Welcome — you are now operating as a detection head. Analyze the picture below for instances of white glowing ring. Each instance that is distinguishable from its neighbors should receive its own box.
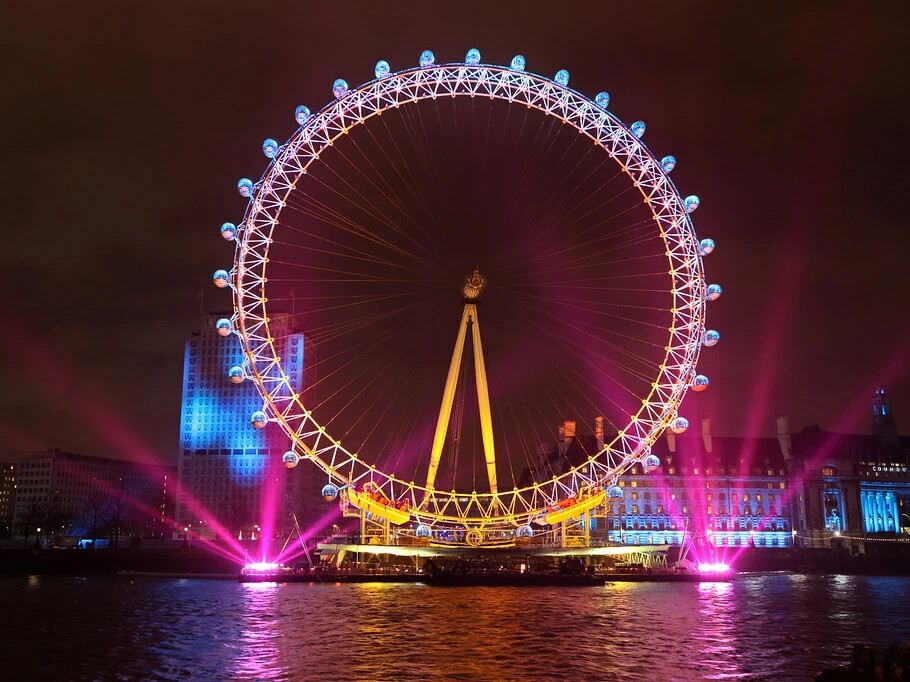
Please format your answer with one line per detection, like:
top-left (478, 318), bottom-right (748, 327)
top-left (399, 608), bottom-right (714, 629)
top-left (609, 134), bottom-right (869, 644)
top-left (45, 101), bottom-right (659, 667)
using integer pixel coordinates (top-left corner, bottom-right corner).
top-left (229, 62), bottom-right (709, 538)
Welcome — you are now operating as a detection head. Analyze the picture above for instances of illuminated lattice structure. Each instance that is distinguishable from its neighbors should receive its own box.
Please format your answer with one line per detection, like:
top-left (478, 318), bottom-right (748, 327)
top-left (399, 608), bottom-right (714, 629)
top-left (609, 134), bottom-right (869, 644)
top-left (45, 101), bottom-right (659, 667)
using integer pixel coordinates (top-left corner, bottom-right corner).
top-left (214, 51), bottom-right (722, 547)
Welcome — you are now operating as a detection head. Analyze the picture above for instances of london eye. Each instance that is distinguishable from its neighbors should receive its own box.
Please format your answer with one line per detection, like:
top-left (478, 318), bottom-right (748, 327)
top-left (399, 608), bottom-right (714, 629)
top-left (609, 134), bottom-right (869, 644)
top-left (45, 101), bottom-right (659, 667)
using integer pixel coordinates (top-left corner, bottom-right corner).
top-left (212, 49), bottom-right (721, 548)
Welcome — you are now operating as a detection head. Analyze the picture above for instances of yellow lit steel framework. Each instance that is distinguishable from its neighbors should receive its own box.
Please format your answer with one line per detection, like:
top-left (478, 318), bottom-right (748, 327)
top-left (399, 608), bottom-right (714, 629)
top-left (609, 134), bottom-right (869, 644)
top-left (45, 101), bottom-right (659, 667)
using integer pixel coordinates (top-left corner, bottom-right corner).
top-left (425, 269), bottom-right (497, 497)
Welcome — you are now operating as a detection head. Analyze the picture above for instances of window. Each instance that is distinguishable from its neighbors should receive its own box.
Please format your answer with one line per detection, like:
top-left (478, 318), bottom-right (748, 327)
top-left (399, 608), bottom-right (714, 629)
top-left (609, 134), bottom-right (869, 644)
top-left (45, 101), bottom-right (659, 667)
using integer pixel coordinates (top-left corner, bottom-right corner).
top-left (671, 493), bottom-right (676, 500)
top-left (743, 494), bottom-right (750, 501)
top-left (632, 505), bottom-right (639, 514)
top-left (769, 494), bottom-right (775, 502)
top-left (706, 494), bottom-right (712, 501)
top-left (694, 468), bottom-right (700, 475)
top-left (631, 492), bottom-right (638, 500)
top-left (756, 494), bottom-right (762, 501)
top-left (668, 467), bottom-right (676, 475)
top-left (631, 481), bottom-right (637, 488)
top-left (707, 506), bottom-right (713, 515)
top-left (780, 482), bottom-right (786, 489)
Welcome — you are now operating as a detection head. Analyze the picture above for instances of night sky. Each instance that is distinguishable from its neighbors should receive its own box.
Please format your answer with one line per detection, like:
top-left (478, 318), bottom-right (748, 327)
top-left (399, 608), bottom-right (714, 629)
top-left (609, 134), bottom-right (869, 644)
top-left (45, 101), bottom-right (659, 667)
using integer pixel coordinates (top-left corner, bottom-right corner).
top-left (2, 2), bottom-right (909, 465)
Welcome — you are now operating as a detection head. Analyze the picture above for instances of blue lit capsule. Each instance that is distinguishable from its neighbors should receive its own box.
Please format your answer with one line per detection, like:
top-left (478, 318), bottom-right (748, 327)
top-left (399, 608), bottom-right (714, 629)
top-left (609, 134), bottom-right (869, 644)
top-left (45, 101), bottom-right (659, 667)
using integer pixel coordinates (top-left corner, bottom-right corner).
top-left (419, 50), bottom-right (435, 67)
top-left (516, 524), bottom-right (534, 538)
top-left (661, 155), bottom-right (677, 172)
top-left (510, 55), bottom-right (526, 71)
top-left (607, 485), bottom-right (624, 500)
top-left (706, 284), bottom-right (723, 301)
top-left (213, 269), bottom-right (230, 288)
top-left (321, 484), bottom-right (339, 501)
top-left (282, 451), bottom-right (300, 468)
top-left (215, 317), bottom-right (232, 336)
top-left (699, 238), bottom-right (715, 256)
top-left (416, 524), bottom-right (432, 538)
top-left (684, 195), bottom-right (700, 213)
top-left (262, 138), bottom-right (278, 158)
top-left (465, 48), bottom-right (481, 65)
top-left (220, 222), bottom-right (237, 240)
top-left (228, 366), bottom-right (245, 384)
top-left (237, 178), bottom-right (253, 198)
top-left (555, 69), bottom-right (570, 86)
top-left (704, 329), bottom-right (720, 347)
top-left (294, 105), bottom-right (311, 125)
top-left (251, 410), bottom-right (268, 429)
top-left (631, 121), bottom-right (646, 137)
top-left (643, 454), bottom-right (661, 472)
top-left (671, 416), bottom-right (689, 434)
top-left (333, 78), bottom-right (348, 99)
top-left (595, 91), bottom-right (610, 109)
top-left (693, 375), bottom-right (710, 392)
top-left (374, 60), bottom-right (390, 79)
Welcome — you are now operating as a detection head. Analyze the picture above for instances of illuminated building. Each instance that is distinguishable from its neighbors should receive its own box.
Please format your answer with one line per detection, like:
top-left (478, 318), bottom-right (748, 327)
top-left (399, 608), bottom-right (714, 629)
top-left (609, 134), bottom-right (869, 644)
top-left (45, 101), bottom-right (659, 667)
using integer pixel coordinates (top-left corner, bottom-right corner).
top-left (12, 449), bottom-right (174, 539)
top-left (0, 462), bottom-right (16, 536)
top-left (789, 384), bottom-right (910, 547)
top-left (525, 384), bottom-right (910, 550)
top-left (175, 312), bottom-right (318, 539)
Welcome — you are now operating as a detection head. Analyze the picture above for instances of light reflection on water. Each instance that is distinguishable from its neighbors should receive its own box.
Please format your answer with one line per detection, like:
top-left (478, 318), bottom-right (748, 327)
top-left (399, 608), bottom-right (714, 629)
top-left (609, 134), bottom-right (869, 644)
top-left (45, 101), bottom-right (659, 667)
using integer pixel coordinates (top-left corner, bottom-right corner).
top-left (1, 575), bottom-right (909, 680)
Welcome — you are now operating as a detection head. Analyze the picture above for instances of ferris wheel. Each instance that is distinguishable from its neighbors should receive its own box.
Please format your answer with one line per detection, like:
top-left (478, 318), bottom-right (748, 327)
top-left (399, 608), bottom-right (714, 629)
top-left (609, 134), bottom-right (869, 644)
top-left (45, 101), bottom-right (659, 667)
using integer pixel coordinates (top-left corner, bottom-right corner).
top-left (211, 49), bottom-right (722, 548)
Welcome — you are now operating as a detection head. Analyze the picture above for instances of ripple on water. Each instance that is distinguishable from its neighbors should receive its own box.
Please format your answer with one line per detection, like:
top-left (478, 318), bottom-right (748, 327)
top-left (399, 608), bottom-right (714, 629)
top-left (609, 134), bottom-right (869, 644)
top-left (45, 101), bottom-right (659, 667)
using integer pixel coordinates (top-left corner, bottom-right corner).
top-left (1, 575), bottom-right (910, 680)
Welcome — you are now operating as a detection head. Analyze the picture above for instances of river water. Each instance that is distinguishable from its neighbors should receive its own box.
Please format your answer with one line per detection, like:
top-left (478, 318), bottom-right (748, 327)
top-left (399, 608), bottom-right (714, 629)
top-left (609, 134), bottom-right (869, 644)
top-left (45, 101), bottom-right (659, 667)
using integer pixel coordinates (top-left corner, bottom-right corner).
top-left (1, 574), bottom-right (908, 680)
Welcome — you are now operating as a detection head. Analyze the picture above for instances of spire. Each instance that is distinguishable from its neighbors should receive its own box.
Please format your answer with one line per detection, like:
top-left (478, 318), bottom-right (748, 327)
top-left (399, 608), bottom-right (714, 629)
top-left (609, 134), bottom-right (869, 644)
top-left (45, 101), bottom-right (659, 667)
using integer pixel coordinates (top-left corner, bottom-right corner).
top-left (872, 381), bottom-right (899, 450)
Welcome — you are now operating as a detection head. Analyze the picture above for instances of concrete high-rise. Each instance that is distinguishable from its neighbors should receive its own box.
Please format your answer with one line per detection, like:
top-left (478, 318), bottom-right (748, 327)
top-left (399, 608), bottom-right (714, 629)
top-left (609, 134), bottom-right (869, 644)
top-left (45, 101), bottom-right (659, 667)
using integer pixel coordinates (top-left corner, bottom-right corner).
top-left (175, 312), bottom-right (314, 540)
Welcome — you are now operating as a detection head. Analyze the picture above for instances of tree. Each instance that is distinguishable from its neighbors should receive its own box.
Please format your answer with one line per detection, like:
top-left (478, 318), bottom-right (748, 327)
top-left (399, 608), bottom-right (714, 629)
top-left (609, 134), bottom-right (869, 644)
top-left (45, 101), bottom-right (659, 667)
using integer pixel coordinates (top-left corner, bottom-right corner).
top-left (16, 500), bottom-right (42, 549)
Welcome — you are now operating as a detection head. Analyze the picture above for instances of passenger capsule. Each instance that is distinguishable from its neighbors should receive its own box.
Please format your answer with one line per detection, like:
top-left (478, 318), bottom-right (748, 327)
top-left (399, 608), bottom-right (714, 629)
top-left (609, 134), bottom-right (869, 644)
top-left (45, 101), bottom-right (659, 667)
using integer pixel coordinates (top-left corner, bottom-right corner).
top-left (321, 484), bottom-right (339, 502)
top-left (704, 329), bottom-right (720, 347)
top-left (693, 375), bottom-right (710, 392)
top-left (294, 105), bottom-right (311, 125)
top-left (374, 60), bottom-right (390, 79)
top-left (332, 78), bottom-right (348, 99)
top-left (465, 48), bottom-right (481, 65)
top-left (671, 416), bottom-right (689, 434)
top-left (215, 318), bottom-right (232, 336)
top-left (706, 284), bottom-right (723, 301)
top-left (262, 138), bottom-right (279, 159)
top-left (516, 524), bottom-right (534, 538)
top-left (555, 69), bottom-right (570, 86)
top-left (237, 178), bottom-right (253, 198)
top-left (684, 195), bottom-right (700, 213)
top-left (607, 485), bottom-right (624, 500)
top-left (643, 454), bottom-right (661, 473)
top-left (631, 121), bottom-right (646, 137)
top-left (699, 238), bottom-right (715, 256)
top-left (220, 222), bottom-right (237, 240)
top-left (419, 50), bottom-right (435, 67)
top-left (595, 91), bottom-right (610, 109)
top-left (213, 269), bottom-right (230, 288)
top-left (416, 524), bottom-right (432, 538)
top-left (228, 366), bottom-right (245, 384)
top-left (282, 451), bottom-right (300, 469)
top-left (251, 411), bottom-right (268, 429)
top-left (661, 155), bottom-right (676, 172)
top-left (510, 55), bottom-right (526, 71)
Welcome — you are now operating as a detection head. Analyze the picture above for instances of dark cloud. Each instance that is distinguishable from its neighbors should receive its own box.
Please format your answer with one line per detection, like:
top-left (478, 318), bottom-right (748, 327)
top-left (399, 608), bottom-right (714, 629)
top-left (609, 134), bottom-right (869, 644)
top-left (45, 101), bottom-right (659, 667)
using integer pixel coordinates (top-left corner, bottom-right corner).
top-left (1, 1), bottom-right (908, 463)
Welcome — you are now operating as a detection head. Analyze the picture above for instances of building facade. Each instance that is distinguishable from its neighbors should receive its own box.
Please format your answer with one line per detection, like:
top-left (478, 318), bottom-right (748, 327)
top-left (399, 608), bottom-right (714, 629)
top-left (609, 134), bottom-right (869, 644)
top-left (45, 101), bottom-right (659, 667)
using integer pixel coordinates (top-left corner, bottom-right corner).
top-left (525, 386), bottom-right (910, 551)
top-left (176, 312), bottom-right (321, 540)
top-left (0, 462), bottom-right (16, 536)
top-left (13, 449), bottom-right (175, 541)
top-left (788, 385), bottom-right (910, 547)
